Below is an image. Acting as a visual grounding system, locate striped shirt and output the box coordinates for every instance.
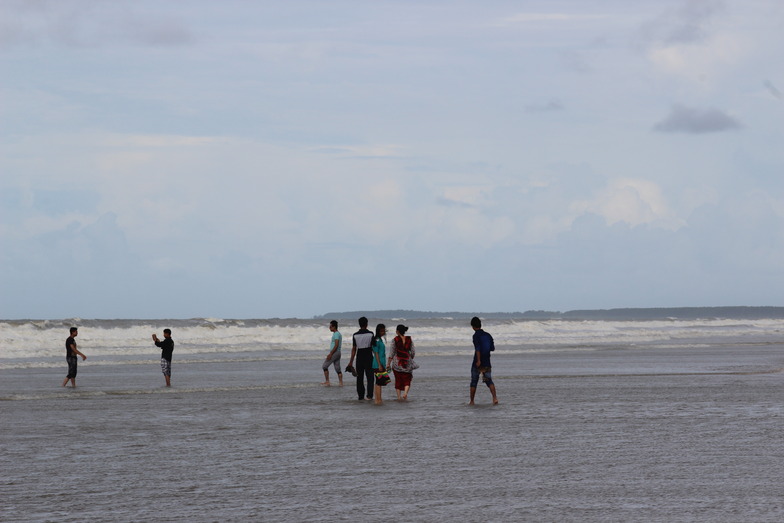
[353,328,374,350]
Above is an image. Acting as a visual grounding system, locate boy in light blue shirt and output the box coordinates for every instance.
[321,320,343,386]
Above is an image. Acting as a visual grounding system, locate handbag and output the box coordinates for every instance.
[375,370,391,386]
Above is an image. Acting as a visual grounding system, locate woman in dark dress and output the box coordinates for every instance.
[387,324,418,401]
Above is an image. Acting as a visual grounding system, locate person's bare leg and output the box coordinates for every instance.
[469,386,476,405]
[62,377,69,387]
[338,373,343,387]
[165,375,171,387]
[403,384,410,400]
[374,384,382,405]
[321,369,330,386]
[489,384,498,405]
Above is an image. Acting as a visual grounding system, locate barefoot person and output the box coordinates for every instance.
[387,324,418,401]
[347,316,375,401]
[62,327,86,387]
[321,320,343,386]
[371,324,388,405]
[469,317,498,405]
[152,329,174,387]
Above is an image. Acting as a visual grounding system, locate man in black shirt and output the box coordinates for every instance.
[152,328,175,387]
[347,317,375,400]
[62,327,87,388]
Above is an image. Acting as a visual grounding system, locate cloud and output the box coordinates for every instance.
[438,186,487,208]
[2,1,783,318]
[100,134,227,148]
[525,100,564,113]
[644,31,744,81]
[640,0,725,47]
[498,13,609,25]
[311,144,405,159]
[32,189,100,216]
[638,1,750,85]
[653,104,741,134]
[118,14,195,46]
[0,1,195,48]
[559,49,592,73]
[436,198,475,209]
[573,178,685,230]
[763,80,782,100]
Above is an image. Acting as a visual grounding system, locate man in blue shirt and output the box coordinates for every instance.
[469,317,498,405]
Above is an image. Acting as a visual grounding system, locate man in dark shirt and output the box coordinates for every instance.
[469,317,498,405]
[348,316,375,401]
[152,328,174,387]
[62,327,87,388]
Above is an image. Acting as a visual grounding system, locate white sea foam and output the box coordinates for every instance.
[3,317,784,362]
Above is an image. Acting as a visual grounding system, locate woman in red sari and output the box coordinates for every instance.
[387,324,418,400]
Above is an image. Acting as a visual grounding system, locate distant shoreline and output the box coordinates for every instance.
[315,306,784,321]
[4,306,784,323]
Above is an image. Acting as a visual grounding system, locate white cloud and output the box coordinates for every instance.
[0,0,195,48]
[574,178,685,230]
[637,1,758,87]
[2,212,84,239]
[101,134,228,148]
[498,13,609,24]
[439,185,489,208]
[640,0,725,47]
[646,33,746,82]
[2,1,783,317]
[519,214,572,246]
[420,205,515,247]
[311,144,405,159]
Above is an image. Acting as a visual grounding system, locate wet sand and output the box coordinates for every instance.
[2,345,784,522]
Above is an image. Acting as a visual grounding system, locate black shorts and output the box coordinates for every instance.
[66,356,78,379]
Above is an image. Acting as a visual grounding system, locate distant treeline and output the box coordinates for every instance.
[316,310,522,320]
[315,307,784,321]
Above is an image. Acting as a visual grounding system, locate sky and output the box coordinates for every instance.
[1,0,783,319]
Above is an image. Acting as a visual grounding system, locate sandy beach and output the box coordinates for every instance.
[2,341,784,522]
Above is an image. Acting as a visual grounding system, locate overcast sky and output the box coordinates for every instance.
[1,0,783,319]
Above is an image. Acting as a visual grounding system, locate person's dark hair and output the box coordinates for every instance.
[163,328,171,335]
[70,327,78,334]
[470,316,482,329]
[358,316,368,328]
[396,324,408,335]
[374,323,386,342]
[330,320,338,329]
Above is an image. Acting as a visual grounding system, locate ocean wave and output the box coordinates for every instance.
[2,317,783,360]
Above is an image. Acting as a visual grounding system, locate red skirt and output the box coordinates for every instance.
[393,369,412,390]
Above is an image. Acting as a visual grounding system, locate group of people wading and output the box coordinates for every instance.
[321,316,418,404]
[322,315,498,405]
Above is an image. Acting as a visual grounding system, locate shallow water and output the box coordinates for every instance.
[2,345,784,522]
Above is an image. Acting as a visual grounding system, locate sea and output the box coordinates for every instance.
[2,312,784,522]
